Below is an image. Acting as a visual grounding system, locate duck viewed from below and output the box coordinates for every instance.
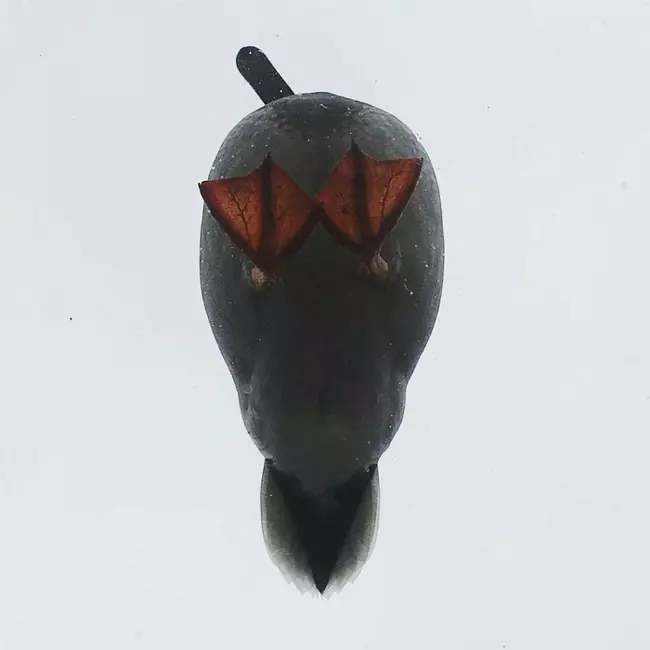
[199,46,444,594]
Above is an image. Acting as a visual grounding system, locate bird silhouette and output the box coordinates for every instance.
[199,46,444,594]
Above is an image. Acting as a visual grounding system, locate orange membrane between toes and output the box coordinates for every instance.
[199,155,318,274]
[200,143,422,272]
[316,141,422,256]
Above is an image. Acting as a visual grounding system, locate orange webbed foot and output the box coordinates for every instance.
[316,140,422,263]
[199,155,319,275]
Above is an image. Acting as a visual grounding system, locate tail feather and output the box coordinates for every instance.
[260,461,380,594]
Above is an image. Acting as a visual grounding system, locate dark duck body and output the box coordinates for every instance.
[199,47,444,593]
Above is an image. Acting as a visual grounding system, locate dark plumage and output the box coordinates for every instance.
[199,47,444,593]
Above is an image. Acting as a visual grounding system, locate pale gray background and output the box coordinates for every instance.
[1,0,649,648]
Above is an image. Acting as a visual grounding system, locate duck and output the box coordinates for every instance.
[198,46,444,594]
